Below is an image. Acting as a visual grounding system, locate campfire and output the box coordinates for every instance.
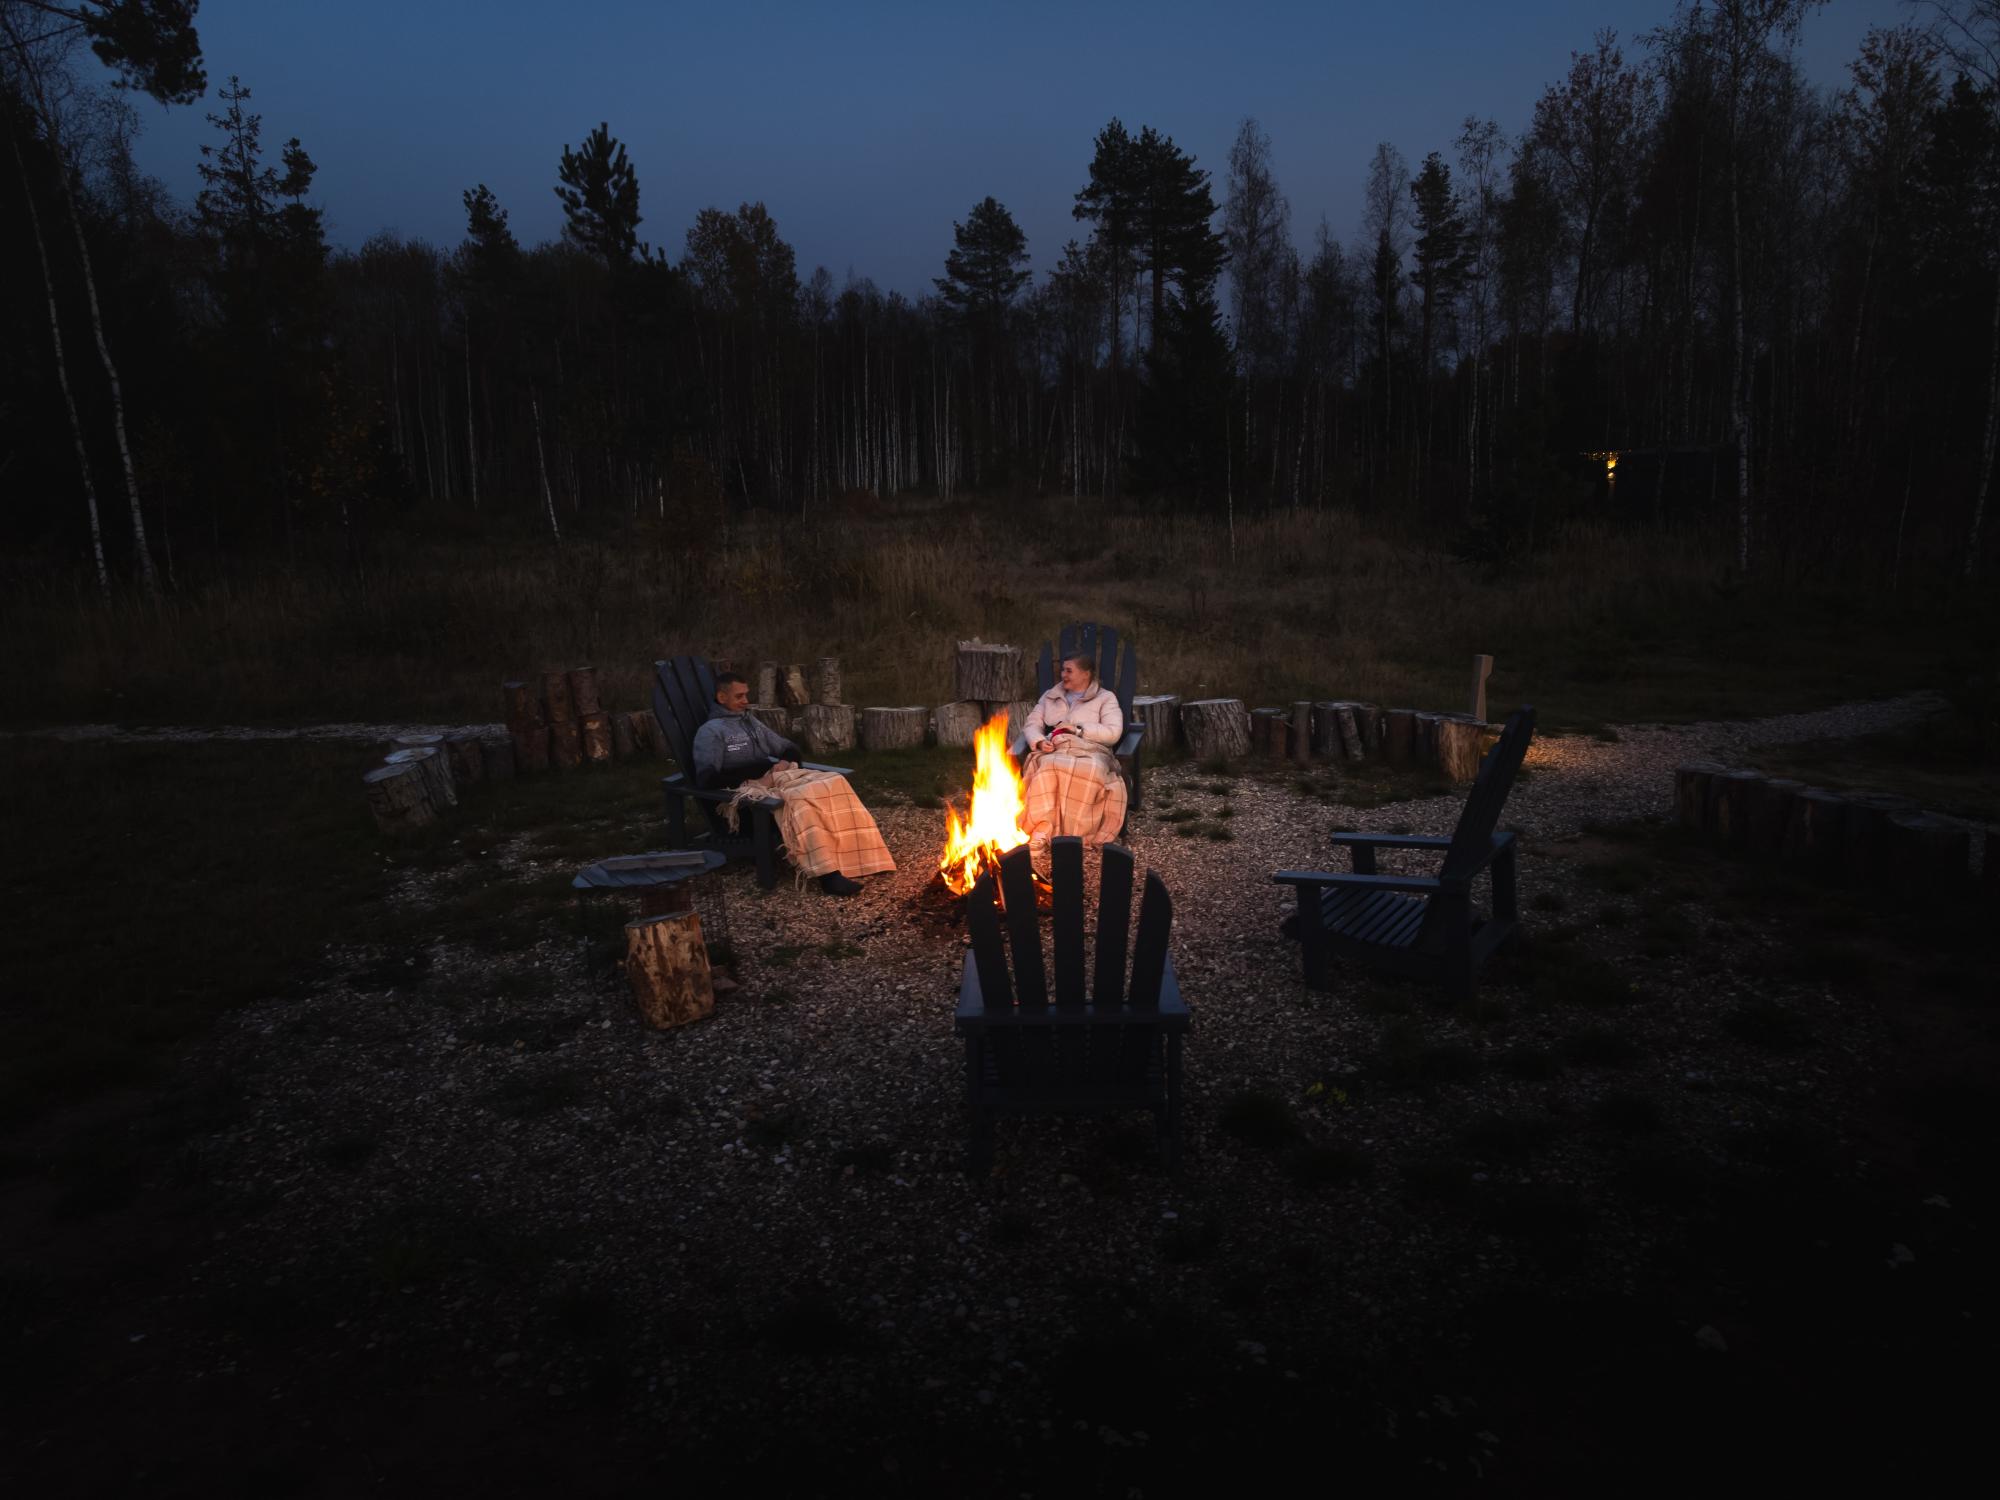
[937,711,1030,896]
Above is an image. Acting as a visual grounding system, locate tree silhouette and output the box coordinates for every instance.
[556,122,642,264]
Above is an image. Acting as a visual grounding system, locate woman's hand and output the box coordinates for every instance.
[1037,738,1055,754]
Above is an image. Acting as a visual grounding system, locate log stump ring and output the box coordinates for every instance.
[1182,699,1251,764]
[859,706,927,751]
[625,911,715,1030]
[954,642,1022,704]
[935,700,985,748]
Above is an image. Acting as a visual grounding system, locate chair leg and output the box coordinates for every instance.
[664,788,689,847]
[1298,888,1329,990]
[1164,1034,1184,1173]
[1493,838,1519,924]
[751,806,778,889]
[1128,744,1143,811]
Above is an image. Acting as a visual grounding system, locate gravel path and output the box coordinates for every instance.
[98,688,1963,1476]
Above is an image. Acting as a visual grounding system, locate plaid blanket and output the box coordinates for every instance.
[725,766,896,880]
[1022,745,1127,850]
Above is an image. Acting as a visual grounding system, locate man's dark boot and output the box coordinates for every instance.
[820,872,861,897]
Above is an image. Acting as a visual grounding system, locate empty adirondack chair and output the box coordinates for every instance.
[956,837,1189,1174]
[1011,622,1145,810]
[650,656,852,889]
[1274,706,1535,1001]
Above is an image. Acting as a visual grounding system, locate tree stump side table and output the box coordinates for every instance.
[572,851,736,1001]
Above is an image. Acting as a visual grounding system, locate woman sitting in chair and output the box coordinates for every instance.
[1021,650,1127,869]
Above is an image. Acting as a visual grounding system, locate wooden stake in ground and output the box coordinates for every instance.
[954,642,1021,703]
[1181,699,1250,763]
[813,657,843,706]
[1132,694,1179,752]
[859,706,926,751]
[1290,702,1314,764]
[1469,654,1494,722]
[625,911,715,1030]
[1334,703,1365,762]
[363,760,437,834]
[780,664,811,709]
[567,666,602,718]
[580,712,613,765]
[756,661,778,706]
[935,700,984,747]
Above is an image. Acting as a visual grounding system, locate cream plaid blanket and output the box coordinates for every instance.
[1022,745,1127,849]
[724,766,896,880]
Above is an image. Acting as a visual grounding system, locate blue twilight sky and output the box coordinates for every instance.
[128,0,1914,298]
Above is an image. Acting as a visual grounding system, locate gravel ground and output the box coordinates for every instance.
[142,690,1967,1480]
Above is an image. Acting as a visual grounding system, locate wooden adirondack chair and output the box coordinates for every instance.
[956,837,1189,1174]
[1274,706,1535,1001]
[1012,622,1145,809]
[650,656,852,889]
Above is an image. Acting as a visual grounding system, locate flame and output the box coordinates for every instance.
[937,711,1030,894]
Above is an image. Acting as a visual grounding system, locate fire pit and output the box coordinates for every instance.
[934,711,1050,911]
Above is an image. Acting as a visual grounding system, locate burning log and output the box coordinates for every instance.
[1181,699,1250,763]
[954,642,1022,703]
[813,657,843,706]
[860,706,927,751]
[363,760,438,833]
[580,712,613,766]
[939,712,1030,895]
[983,700,1034,745]
[935,700,983,748]
[625,911,715,1030]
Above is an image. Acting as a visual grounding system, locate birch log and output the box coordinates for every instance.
[935,700,985,748]
[813,657,843,706]
[780,664,811,709]
[364,761,437,833]
[860,706,927,751]
[385,746,455,810]
[800,703,856,756]
[756,661,778,707]
[1335,704,1365,762]
[954,642,1022,703]
[567,665,602,717]
[625,911,715,1030]
[1182,699,1250,763]
[1132,694,1180,751]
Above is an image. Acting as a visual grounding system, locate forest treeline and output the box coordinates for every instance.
[4,0,1998,594]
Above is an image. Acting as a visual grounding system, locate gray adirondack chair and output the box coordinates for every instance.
[1274,706,1535,1001]
[650,655,851,889]
[1011,622,1145,810]
[956,837,1189,1174]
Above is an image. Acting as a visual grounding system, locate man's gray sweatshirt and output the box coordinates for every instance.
[691,705,802,789]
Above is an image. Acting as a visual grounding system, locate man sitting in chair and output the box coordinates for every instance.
[692,672,895,897]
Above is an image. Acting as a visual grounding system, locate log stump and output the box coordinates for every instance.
[954,642,1022,703]
[1711,769,1767,846]
[1251,708,1287,757]
[481,736,517,782]
[860,706,927,751]
[800,703,856,757]
[1312,702,1342,758]
[756,662,778,708]
[779,665,811,709]
[610,711,637,761]
[983,700,1034,745]
[1842,791,1920,886]
[385,746,455,810]
[542,670,575,726]
[935,700,985,748]
[364,760,438,834]
[1437,715,1485,783]
[1132,694,1180,752]
[580,711,613,766]
[625,911,715,1030]
[1414,712,1443,767]
[1748,777,1804,856]
[502,680,542,729]
[1783,787,1850,878]
[567,666,602,718]
[813,657,843,706]
[1885,811,1972,894]
[747,705,794,739]
[1182,699,1250,764]
[637,709,669,760]
[549,716,583,771]
[446,729,486,786]
[1381,709,1416,766]
[1334,703,1365,762]
[1674,762,1727,833]
[511,722,550,774]
[1290,702,1314,765]
[1353,704,1382,753]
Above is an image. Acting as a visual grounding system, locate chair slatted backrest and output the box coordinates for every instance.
[1438,706,1536,886]
[966,839,1171,1016]
[1038,624,1140,725]
[652,657,727,803]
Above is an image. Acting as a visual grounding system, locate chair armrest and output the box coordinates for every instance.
[1329,831,1452,850]
[799,761,851,776]
[1115,726,1142,759]
[1273,870,1444,895]
[661,772,780,811]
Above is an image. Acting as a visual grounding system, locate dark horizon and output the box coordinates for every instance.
[128,0,1910,296]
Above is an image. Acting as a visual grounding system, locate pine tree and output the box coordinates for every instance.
[934,196,1031,317]
[556,122,642,264]
[1408,151,1470,381]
